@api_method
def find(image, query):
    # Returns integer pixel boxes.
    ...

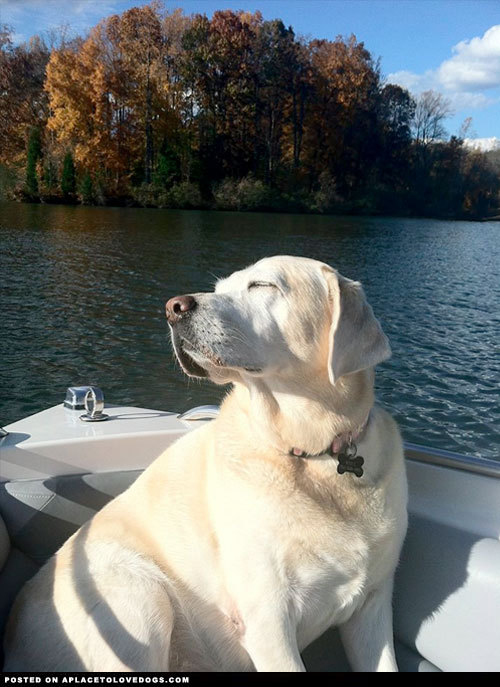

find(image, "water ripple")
[1,205,499,460]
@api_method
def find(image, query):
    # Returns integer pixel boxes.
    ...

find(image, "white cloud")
[438,25,500,92]
[387,25,500,112]
[463,137,500,152]
[10,31,26,43]
[387,69,433,93]
[447,91,496,111]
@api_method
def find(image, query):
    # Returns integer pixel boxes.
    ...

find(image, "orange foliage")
[3,4,495,218]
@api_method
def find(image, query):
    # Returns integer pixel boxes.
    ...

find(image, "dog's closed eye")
[248,281,277,290]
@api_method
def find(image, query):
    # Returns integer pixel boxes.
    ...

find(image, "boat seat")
[0,471,141,670]
[2,466,498,672]
[0,470,354,672]
[0,515,9,573]
[0,470,424,673]
[0,512,39,669]
[0,471,446,673]
[0,471,142,565]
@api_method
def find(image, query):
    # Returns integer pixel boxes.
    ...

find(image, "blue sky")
[1,0,499,140]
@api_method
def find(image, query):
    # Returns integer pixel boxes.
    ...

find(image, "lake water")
[1,202,499,459]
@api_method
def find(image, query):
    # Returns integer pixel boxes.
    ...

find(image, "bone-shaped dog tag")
[337,442,364,478]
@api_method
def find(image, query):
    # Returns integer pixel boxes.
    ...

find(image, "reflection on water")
[1,202,499,459]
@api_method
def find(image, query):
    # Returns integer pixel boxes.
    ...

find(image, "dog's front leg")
[242,610,306,672]
[224,546,305,671]
[339,578,398,672]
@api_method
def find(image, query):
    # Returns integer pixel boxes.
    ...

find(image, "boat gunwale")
[404,441,500,479]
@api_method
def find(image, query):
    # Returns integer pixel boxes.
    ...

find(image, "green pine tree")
[61,151,76,196]
[153,140,179,188]
[79,171,94,205]
[25,128,42,197]
[43,157,58,190]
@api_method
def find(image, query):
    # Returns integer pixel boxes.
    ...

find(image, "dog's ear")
[323,268,391,385]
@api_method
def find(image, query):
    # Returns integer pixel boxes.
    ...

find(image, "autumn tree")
[426,137,465,216]
[3,3,495,218]
[252,19,299,184]
[180,11,265,186]
[0,28,49,166]
[111,3,167,183]
[45,38,98,175]
[379,85,415,146]
[287,38,311,172]
[302,36,381,197]
[45,3,177,194]
[160,9,194,182]
[377,84,415,186]
[460,150,499,218]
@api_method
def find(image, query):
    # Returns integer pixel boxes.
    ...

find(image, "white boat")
[1,387,499,672]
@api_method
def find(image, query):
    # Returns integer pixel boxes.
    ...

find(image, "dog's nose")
[165,294,196,324]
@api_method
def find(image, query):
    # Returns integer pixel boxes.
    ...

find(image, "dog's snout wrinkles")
[166,294,196,324]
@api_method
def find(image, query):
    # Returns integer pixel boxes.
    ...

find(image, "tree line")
[1,2,499,219]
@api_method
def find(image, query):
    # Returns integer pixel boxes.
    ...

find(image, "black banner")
[1,673,345,686]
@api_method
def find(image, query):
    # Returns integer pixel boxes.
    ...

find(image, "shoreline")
[3,197,499,224]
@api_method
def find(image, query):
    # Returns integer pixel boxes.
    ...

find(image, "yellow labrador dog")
[4,256,407,672]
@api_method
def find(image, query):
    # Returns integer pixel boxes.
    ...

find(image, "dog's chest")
[282,522,370,648]
[270,476,392,647]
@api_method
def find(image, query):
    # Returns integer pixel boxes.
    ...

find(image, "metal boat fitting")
[177,405,220,421]
[78,386,109,422]
[64,386,98,411]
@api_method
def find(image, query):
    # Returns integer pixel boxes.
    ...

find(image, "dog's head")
[166,256,390,386]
